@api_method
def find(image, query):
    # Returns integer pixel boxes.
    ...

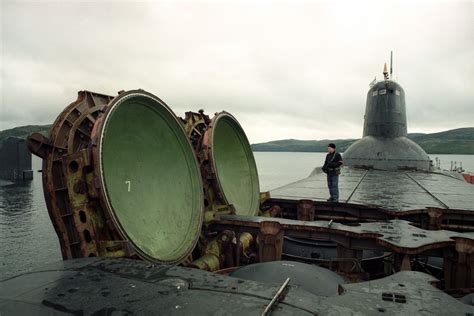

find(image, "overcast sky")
[1,0,473,143]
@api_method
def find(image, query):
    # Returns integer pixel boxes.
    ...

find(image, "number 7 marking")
[125,180,131,192]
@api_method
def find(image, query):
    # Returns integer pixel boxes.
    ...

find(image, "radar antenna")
[390,51,393,79]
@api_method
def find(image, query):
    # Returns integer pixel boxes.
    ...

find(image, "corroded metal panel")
[213,215,474,254]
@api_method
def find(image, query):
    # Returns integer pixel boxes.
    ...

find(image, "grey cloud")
[1,0,473,142]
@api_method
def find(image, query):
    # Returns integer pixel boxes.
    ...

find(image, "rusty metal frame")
[27,91,120,259]
[181,111,238,222]
[263,198,474,232]
[210,214,474,290]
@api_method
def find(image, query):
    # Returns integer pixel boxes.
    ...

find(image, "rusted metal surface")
[294,200,474,232]
[213,215,474,255]
[296,199,315,221]
[337,245,363,273]
[181,110,211,149]
[260,205,282,218]
[26,132,50,159]
[211,215,474,290]
[190,230,235,271]
[27,91,118,260]
[257,221,284,262]
[463,172,474,184]
[444,238,474,289]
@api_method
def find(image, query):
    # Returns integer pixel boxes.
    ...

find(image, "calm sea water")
[1,153,473,279]
[255,152,474,191]
[0,156,61,280]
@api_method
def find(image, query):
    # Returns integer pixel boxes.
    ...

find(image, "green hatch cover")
[99,91,203,263]
[211,112,260,216]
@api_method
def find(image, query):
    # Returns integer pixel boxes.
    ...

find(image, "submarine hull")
[343,136,431,170]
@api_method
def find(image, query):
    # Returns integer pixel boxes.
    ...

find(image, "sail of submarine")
[343,52,431,171]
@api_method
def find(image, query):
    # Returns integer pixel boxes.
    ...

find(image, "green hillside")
[251,128,474,154]
[1,125,473,154]
[251,139,358,152]
[0,125,51,146]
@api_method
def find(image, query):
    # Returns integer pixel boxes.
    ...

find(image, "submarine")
[343,60,431,171]
[2,58,474,314]
[268,56,474,216]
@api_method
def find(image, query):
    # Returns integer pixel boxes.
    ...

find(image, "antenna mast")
[390,51,393,79]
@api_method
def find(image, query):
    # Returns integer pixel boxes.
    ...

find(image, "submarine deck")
[1,257,473,315]
[269,167,474,213]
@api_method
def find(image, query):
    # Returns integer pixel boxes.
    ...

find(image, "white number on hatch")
[125,180,131,192]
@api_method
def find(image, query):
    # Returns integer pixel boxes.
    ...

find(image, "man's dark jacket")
[322,152,343,175]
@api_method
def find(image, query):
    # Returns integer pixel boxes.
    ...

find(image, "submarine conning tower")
[343,62,431,171]
[363,79,407,138]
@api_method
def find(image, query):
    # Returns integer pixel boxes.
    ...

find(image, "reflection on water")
[0,156,61,280]
[1,182,33,215]
[0,182,34,241]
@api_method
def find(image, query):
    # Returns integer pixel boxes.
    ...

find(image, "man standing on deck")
[322,143,343,202]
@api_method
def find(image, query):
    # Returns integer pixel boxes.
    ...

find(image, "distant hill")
[0,125,51,146]
[407,128,474,154]
[1,125,473,154]
[251,128,474,154]
[251,138,358,153]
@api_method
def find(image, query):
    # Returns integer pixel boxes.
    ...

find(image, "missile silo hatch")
[96,91,204,263]
[207,112,260,216]
[27,90,204,264]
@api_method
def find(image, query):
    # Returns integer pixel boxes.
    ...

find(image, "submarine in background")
[343,57,431,171]
[269,53,474,221]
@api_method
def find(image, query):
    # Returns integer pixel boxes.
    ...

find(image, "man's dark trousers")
[327,174,339,201]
